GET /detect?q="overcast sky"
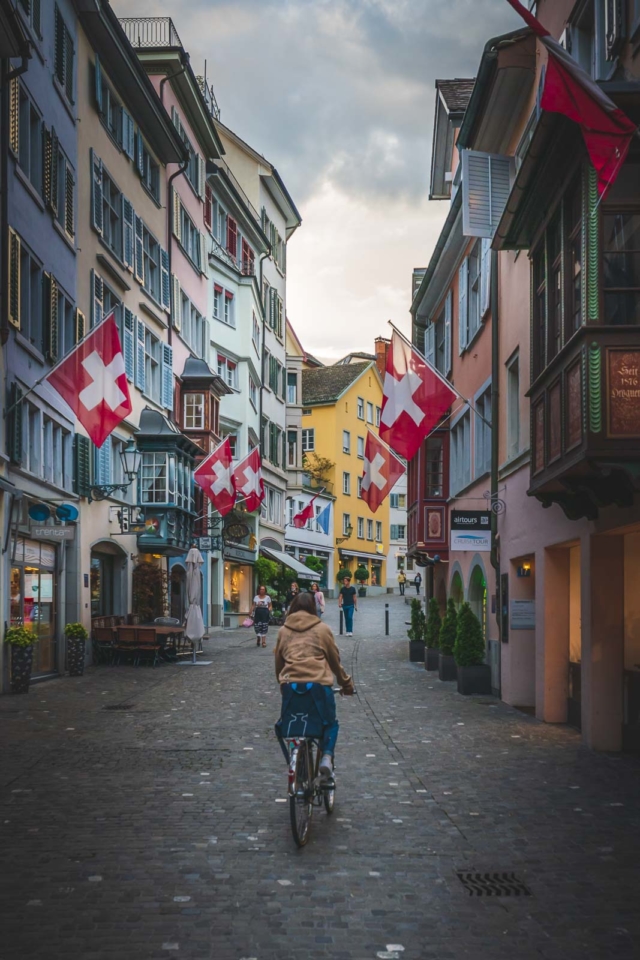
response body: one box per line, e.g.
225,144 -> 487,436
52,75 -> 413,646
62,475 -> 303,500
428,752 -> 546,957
113,0 -> 522,360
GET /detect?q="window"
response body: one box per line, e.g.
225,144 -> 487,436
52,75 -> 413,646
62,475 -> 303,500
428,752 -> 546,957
56,147 -> 75,240
302,408 -> 312,416
213,285 -> 222,321
450,411 -> 471,494
144,328 -> 161,403
262,484 -> 283,526
567,0 -> 606,81
223,291 -> 234,327
390,493 -> 406,509
357,436 -> 365,459
603,212 -> 640,325
507,354 -> 520,460
217,353 -> 238,389
366,519 -> 374,540
468,241 -> 481,341
357,517 -> 364,538
102,169 -> 122,259
103,82 -> 122,144
426,437 -> 444,497
249,377 -> 258,410
225,434 -> 238,459
252,313 -> 260,350
343,472 -> 351,495
366,401 -> 374,424
180,206 -> 201,270
343,513 -> 351,536
357,397 -> 364,419
141,452 -> 167,503
142,223 -> 161,302
140,141 -> 160,202
184,393 -> 205,430
227,216 -> 238,258
20,242 -> 43,352
287,372 -> 297,404
375,521 -> 383,542
302,429 -> 315,452
18,0 -> 41,35
54,5 -> 74,104
568,178 -> 582,336
178,292 -> 207,359
391,524 -> 406,540
342,430 -> 351,454
18,85 -> 42,195
287,430 -> 298,467
58,287 -> 76,356
357,476 -> 363,498
241,238 -> 255,277
375,406 -> 381,427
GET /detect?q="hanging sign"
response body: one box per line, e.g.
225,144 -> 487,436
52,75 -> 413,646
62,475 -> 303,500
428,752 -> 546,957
30,525 -> 75,541
450,511 -> 491,552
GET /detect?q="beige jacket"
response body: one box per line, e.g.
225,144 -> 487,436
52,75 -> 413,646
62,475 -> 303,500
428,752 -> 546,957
274,611 -> 353,689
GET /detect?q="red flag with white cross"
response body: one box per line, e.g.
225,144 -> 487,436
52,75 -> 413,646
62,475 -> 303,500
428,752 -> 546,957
379,330 -> 456,461
360,431 -> 405,514
232,448 -> 265,513
194,438 -> 236,517
46,311 -> 132,448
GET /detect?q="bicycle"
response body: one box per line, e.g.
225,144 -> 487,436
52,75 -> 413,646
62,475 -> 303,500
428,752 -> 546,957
286,734 -> 335,847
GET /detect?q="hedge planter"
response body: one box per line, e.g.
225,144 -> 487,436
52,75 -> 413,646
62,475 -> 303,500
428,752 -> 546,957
439,653 -> 457,682
67,638 -> 86,677
457,664 -> 492,696
409,640 -> 425,663
10,645 -> 34,694
357,587 -> 367,598
424,647 -> 438,671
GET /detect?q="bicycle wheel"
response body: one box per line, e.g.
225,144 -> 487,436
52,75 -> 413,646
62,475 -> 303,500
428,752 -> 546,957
289,741 -> 313,847
323,780 -> 335,814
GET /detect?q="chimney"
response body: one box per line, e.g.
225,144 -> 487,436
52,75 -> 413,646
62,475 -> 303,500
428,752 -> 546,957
374,337 -> 390,378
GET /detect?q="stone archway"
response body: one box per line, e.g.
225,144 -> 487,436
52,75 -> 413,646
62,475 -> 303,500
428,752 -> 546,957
450,569 -> 464,608
90,539 -> 128,619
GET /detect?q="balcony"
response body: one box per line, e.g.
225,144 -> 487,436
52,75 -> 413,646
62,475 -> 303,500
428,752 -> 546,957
120,17 -> 182,49
529,326 -> 640,520
302,473 -> 333,495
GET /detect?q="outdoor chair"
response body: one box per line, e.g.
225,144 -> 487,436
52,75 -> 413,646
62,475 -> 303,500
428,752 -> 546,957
136,628 -> 161,668
92,627 -> 115,665
114,627 -> 137,665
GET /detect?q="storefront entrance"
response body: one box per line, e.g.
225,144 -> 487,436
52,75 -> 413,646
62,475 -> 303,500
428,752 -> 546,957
90,543 -> 127,620
171,565 -> 186,621
10,539 -> 57,678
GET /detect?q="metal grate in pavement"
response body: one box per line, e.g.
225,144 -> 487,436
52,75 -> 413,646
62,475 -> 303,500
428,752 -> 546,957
457,872 -> 532,897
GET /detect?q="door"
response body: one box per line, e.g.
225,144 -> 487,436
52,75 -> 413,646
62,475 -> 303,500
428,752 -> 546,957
11,565 -> 57,677
567,545 -> 582,730
90,554 -> 115,618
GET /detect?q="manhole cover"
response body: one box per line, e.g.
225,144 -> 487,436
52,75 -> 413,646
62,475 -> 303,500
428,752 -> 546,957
457,872 -> 531,897
104,704 -> 136,711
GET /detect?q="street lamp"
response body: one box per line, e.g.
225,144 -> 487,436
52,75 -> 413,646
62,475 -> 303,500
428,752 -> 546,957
336,523 -> 353,545
89,440 -> 142,502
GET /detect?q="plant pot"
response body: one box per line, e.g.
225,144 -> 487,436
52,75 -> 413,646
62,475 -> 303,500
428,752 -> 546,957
357,586 -> 367,597
10,645 -> 34,694
409,640 -> 425,663
438,653 -> 457,682
67,637 -> 86,677
457,664 -> 492,696
425,647 -> 440,671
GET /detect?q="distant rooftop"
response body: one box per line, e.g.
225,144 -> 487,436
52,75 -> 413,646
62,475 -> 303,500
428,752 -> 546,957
436,79 -> 475,115
302,362 -> 370,405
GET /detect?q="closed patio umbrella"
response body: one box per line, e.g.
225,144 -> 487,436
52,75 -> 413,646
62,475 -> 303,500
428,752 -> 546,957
181,547 -> 210,666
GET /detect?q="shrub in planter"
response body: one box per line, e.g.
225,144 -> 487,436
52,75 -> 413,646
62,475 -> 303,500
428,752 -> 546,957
354,566 -> 369,597
336,568 -> 352,582
407,598 -> 426,662
438,598 -> 458,681
454,602 -> 491,695
65,622 -> 89,677
5,626 -> 38,694
424,597 -> 441,671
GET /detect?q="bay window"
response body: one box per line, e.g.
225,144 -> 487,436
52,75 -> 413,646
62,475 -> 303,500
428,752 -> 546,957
184,393 -> 205,430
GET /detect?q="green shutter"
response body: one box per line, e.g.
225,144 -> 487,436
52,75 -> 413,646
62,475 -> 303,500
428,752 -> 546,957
587,165 -> 599,323
65,165 -> 74,238
43,272 -> 59,363
8,229 -> 21,329
75,308 -> 85,344
9,78 -> 19,156
73,434 -> 92,497
8,383 -> 23,464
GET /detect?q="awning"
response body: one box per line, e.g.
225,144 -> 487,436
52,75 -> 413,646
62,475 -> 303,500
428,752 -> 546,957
339,549 -> 383,561
260,545 -> 315,580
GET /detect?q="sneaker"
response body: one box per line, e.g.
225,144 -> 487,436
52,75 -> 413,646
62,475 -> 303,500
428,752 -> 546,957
319,753 -> 333,778
346,631 -> 353,637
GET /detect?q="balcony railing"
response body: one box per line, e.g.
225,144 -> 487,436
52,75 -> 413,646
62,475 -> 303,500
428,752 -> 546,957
209,237 -> 255,277
196,76 -> 220,121
120,17 -> 182,48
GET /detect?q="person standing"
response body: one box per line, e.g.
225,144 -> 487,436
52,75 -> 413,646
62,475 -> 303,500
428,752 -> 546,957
338,576 -> 357,636
251,585 -> 272,648
310,582 -> 325,617
414,572 -> 422,595
284,582 -> 300,616
398,570 -> 406,596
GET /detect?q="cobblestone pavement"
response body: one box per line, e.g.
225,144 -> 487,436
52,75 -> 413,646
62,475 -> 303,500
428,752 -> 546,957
1,593 -> 639,960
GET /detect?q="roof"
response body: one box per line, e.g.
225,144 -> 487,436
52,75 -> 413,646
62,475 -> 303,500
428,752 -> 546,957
302,362 -> 371,405
335,352 -> 376,365
436,79 -> 475,115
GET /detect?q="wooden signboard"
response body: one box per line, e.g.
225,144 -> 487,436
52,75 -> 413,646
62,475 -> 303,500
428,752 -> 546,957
607,349 -> 640,438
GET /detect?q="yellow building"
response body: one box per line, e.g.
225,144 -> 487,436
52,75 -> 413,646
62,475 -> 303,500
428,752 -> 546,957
301,361 -> 389,592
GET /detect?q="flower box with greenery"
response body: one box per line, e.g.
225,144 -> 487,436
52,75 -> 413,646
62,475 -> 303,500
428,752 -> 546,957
65,622 -> 89,677
438,597 -> 458,682
454,602 -> 492,695
354,566 -> 369,597
5,626 -> 38,694
407,598 -> 426,662
425,597 -> 441,671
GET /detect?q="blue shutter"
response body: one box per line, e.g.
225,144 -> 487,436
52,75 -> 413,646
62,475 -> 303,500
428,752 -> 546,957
96,437 -> 111,484
90,270 -> 103,328
160,247 -> 170,308
135,318 -> 146,392
160,343 -> 173,410
95,55 -> 102,113
136,130 -> 144,176
458,258 -> 469,354
134,215 -> 144,284
122,198 -> 134,270
425,323 -> 436,367
123,308 -> 135,381
445,290 -> 452,376
480,238 -> 492,317
122,111 -> 134,160
91,149 -> 103,234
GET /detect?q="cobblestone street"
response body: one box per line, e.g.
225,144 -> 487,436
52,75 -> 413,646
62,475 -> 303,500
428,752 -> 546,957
1,593 -> 639,960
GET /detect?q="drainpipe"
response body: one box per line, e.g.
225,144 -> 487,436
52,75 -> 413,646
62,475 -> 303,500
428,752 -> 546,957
489,249 -> 501,695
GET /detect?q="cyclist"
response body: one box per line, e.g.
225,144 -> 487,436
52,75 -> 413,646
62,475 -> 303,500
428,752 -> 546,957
275,592 -> 354,780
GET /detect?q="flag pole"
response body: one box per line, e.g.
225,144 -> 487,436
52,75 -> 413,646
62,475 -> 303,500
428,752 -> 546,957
3,309 -> 117,419
387,320 -> 492,430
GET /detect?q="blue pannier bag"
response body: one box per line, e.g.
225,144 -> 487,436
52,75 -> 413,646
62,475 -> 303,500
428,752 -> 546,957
276,682 -> 326,741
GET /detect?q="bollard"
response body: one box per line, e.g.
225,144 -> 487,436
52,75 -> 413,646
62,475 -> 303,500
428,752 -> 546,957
385,603 -> 389,636
339,609 -> 344,636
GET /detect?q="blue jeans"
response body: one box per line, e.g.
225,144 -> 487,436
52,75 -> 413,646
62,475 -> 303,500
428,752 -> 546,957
276,683 -> 339,758
342,604 -> 354,633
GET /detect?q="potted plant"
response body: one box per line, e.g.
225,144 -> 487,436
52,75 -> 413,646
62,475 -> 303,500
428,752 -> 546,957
424,597 -> 441,671
5,626 -> 38,694
65,622 -> 89,677
336,568 -> 352,582
438,597 -> 458,682
354,566 -> 369,597
407,598 -> 426,662
454,602 -> 492,695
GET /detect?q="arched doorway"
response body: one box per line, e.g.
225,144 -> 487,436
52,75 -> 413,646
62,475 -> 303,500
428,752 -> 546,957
469,564 -> 488,640
450,570 -> 464,608
170,565 -> 186,621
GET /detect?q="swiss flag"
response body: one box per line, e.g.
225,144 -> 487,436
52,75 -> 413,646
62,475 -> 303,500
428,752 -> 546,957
194,438 -> 236,517
379,331 -> 456,461
232,448 -> 265,513
46,311 -> 132,448
361,431 -> 405,514
293,496 -> 317,529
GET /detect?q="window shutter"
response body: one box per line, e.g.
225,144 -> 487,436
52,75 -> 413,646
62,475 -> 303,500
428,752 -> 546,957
458,258 -> 469,354
123,308 -> 135,381
171,275 -> 181,331
136,130 -> 144,177
43,272 -> 59,363
75,308 -> 85,344
9,78 -> 19,155
55,7 -> 65,85
461,149 -> 514,239
160,343 -> 174,410
96,436 -> 111,485
64,28 -> 73,103
199,231 -> 207,275
73,434 -> 92,497
201,320 -> 210,361
261,206 -> 267,232
49,128 -> 59,217
160,247 -> 170,308
198,154 -> 206,198
95,55 -> 103,113
33,0 -> 42,37
425,323 -> 436,367
43,127 -> 52,207
172,188 -> 181,242
204,183 -> 212,231
90,270 -> 103,328
8,229 -> 21,329
90,148 -> 103,235
480,237 -> 492,317
8,383 -> 23,464
135,318 -> 146,392
445,290 -> 452,376
121,111 -> 134,159
65,165 -> 74,238
227,217 -> 237,257
269,288 -> 277,329
134,214 -> 144,283
122,197 -> 134,270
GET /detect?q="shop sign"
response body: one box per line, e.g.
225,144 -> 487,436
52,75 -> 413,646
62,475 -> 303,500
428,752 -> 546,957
607,349 -> 640,437
450,511 -> 491,552
224,545 -> 255,563
510,599 -> 535,630
30,525 -> 75,541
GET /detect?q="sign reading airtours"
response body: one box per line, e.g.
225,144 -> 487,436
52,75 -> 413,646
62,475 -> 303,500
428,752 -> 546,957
450,511 -> 491,552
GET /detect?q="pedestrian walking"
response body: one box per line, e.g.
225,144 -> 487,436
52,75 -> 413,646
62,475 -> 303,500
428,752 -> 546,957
284,582 -> 300,616
251,585 -> 272,648
398,570 -> 406,596
414,572 -> 422,595
338,576 -> 357,636
310,582 -> 325,617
